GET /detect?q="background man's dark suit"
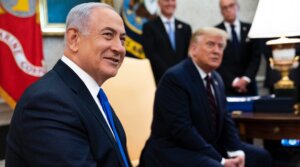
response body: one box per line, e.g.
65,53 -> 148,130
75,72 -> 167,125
139,58 -> 269,167
216,22 -> 261,96
6,61 -> 131,167
142,17 -> 191,84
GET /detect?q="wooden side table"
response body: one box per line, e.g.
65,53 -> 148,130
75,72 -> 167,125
232,112 -> 300,140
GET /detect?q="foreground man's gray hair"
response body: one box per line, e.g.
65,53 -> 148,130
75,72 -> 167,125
65,2 -> 114,35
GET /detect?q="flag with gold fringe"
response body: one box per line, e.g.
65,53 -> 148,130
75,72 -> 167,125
121,0 -> 158,59
0,0 -> 46,108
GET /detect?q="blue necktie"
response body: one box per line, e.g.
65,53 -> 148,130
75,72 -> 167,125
97,88 -> 129,167
166,21 -> 176,50
230,24 -> 240,60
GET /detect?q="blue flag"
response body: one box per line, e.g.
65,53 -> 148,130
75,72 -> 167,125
121,0 -> 158,59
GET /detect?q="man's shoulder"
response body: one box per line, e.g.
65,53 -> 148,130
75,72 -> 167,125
240,21 -> 251,27
239,21 -> 252,35
142,17 -> 162,32
215,21 -> 251,29
144,17 -> 161,26
175,18 -> 191,27
212,71 -> 222,81
164,58 -> 192,78
215,22 -> 224,28
158,59 -> 191,89
23,70 -> 62,96
215,22 -> 226,31
15,70 -> 62,108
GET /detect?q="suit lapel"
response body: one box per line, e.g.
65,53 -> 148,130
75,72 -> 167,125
218,22 -> 226,31
157,17 -> 168,37
158,18 -> 176,53
175,20 -> 182,54
78,89 -> 127,167
185,59 -> 216,133
174,20 -> 182,52
53,60 -> 125,166
240,22 -> 249,48
211,73 -> 224,135
218,23 -> 232,47
77,89 -> 116,144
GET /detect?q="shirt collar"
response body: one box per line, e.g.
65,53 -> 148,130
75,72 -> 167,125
224,18 -> 239,27
224,19 -> 241,40
61,55 -> 100,97
224,18 -> 240,31
160,14 -> 175,24
192,59 -> 211,80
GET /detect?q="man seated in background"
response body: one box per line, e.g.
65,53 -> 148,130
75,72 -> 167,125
216,0 -> 261,96
139,27 -> 271,167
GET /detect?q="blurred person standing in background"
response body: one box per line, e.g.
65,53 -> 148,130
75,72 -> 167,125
216,0 -> 261,96
142,0 -> 192,85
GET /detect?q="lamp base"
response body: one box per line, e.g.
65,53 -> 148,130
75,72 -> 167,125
274,79 -> 294,89
274,88 -> 299,115
274,87 -> 297,99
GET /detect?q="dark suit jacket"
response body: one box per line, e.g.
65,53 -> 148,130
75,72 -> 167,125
216,21 -> 261,96
142,17 -> 192,84
139,58 -> 242,167
6,60 -> 131,167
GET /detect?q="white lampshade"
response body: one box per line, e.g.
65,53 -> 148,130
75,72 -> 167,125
248,0 -> 300,39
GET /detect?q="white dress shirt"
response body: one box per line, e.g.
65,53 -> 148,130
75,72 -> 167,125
61,56 -> 115,136
224,18 -> 241,42
160,15 -> 175,35
193,60 -> 216,98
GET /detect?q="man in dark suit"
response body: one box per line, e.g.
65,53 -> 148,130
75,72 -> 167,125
6,3 -> 131,167
139,27 -> 271,167
216,0 -> 261,96
142,0 -> 192,85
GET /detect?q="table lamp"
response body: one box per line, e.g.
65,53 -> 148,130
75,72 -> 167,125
248,0 -> 300,114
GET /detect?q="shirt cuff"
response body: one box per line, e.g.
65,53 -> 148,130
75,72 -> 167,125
221,158 -> 226,165
232,77 -> 240,86
227,150 -> 245,158
241,76 -> 251,83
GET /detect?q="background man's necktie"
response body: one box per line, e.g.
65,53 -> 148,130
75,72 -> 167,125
97,88 -> 129,167
205,75 -> 218,128
230,24 -> 240,60
166,21 -> 176,50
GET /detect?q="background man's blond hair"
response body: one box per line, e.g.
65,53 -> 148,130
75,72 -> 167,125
190,27 -> 228,44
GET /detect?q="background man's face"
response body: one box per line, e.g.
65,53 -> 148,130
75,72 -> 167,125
220,0 -> 238,24
158,0 -> 176,18
190,35 -> 226,73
